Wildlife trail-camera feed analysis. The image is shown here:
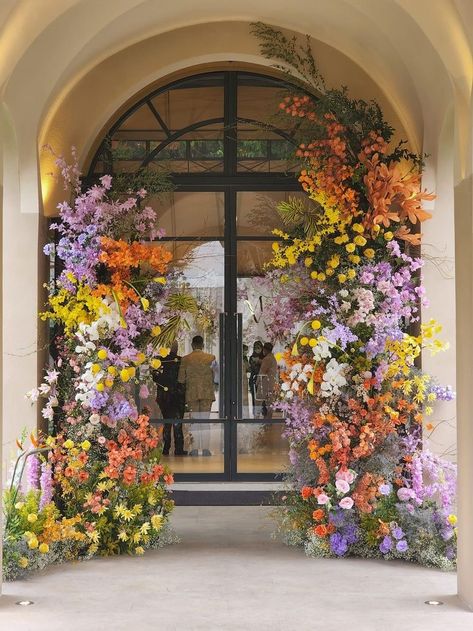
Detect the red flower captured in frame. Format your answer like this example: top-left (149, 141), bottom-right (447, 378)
top-left (301, 486), bottom-right (313, 500)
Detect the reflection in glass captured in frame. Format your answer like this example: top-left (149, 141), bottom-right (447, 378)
top-left (155, 423), bottom-right (224, 474)
top-left (236, 423), bottom-right (289, 473)
top-left (149, 191), bottom-right (224, 238)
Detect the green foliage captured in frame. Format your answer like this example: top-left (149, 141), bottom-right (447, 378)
top-left (277, 197), bottom-right (323, 239)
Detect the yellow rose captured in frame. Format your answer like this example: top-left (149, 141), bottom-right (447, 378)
top-left (338, 273), bottom-right (347, 283)
top-left (120, 369), bottom-right (130, 382)
top-left (354, 235), bottom-right (367, 247)
top-left (364, 248), bottom-right (375, 259)
top-left (107, 366), bottom-right (117, 376)
top-left (96, 382), bottom-right (105, 392)
top-left (300, 337), bottom-right (309, 346)
top-left (91, 363), bottom-right (101, 375)
top-left (384, 231), bottom-right (394, 241)
top-left (349, 255), bottom-right (361, 265)
top-left (151, 326), bottom-right (162, 337)
top-left (135, 352), bottom-right (146, 365)
top-left (345, 243), bottom-right (356, 253)
top-left (325, 268), bottom-right (334, 276)
top-left (39, 543), bottom-right (50, 554)
top-left (97, 349), bottom-right (108, 360)
top-left (309, 338), bottom-right (317, 348)
top-left (81, 440), bottom-right (91, 452)
top-left (310, 271), bottom-right (318, 279)
top-left (347, 269), bottom-right (356, 279)
top-left (158, 347), bottom-right (170, 358)
top-left (127, 367), bottom-right (136, 378)
top-left (28, 538), bottom-right (39, 550)
top-left (151, 358), bottom-right (162, 370)
top-left (352, 223), bottom-right (364, 233)
top-left (334, 236), bottom-right (344, 245)
top-left (18, 557), bottom-right (29, 568)
top-left (317, 272), bottom-right (326, 281)
top-left (27, 513), bottom-right (38, 523)
top-left (104, 378), bottom-right (114, 388)
top-left (64, 439), bottom-right (74, 449)
top-left (311, 320), bottom-right (321, 330)
top-left (304, 257), bottom-right (313, 267)
top-left (372, 224), bottom-right (381, 234)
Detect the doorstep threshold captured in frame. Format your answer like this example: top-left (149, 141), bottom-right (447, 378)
top-left (171, 482), bottom-right (284, 506)
top-left (172, 482), bottom-right (284, 492)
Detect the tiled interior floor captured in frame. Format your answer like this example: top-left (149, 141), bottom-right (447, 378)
top-left (1, 506), bottom-right (471, 631)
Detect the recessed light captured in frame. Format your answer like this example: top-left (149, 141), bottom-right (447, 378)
top-left (425, 600), bottom-right (444, 606)
top-left (16, 600), bottom-right (34, 606)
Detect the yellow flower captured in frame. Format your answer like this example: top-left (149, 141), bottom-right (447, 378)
top-left (384, 231), bottom-right (394, 241)
top-left (97, 349), bottom-right (108, 360)
top-left (150, 358), bottom-right (162, 370)
top-left (120, 369), bottom-right (131, 382)
top-left (118, 530), bottom-right (128, 542)
top-left (159, 347), bottom-right (170, 358)
top-left (364, 248), bottom-right (375, 259)
top-left (140, 297), bottom-right (150, 311)
top-left (325, 268), bottom-right (334, 276)
top-left (134, 352), bottom-right (146, 365)
top-left (64, 439), bottom-right (74, 449)
top-left (300, 337), bottom-right (309, 346)
top-left (345, 243), bottom-right (356, 253)
top-left (372, 224), bottom-right (381, 234)
top-left (96, 382), bottom-right (105, 392)
top-left (310, 271), bottom-right (318, 279)
top-left (338, 274), bottom-right (347, 284)
top-left (154, 277), bottom-right (167, 285)
top-left (328, 255), bottom-right (340, 269)
top-left (304, 257), bottom-right (313, 267)
top-left (309, 338), bottom-right (317, 348)
top-left (448, 514), bottom-right (457, 526)
top-left (354, 235), bottom-right (367, 247)
top-left (91, 363), bottom-right (101, 375)
top-left (348, 255), bottom-right (361, 264)
top-left (18, 557), bottom-right (29, 568)
top-left (347, 269), bottom-right (356, 279)
top-left (39, 543), bottom-right (50, 554)
top-left (107, 366), bottom-right (117, 376)
top-left (127, 367), bottom-right (136, 378)
top-left (151, 514), bottom-right (163, 530)
top-left (272, 242), bottom-right (280, 252)
top-left (151, 326), bottom-right (161, 337)
top-left (105, 378), bottom-right (114, 388)
top-left (15, 502), bottom-right (25, 510)
top-left (135, 546), bottom-right (145, 555)
top-left (28, 537), bottom-right (39, 549)
top-left (311, 320), bottom-right (321, 330)
top-left (317, 272), bottom-right (326, 281)
top-left (352, 223), bottom-right (364, 233)
top-left (81, 440), bottom-right (91, 452)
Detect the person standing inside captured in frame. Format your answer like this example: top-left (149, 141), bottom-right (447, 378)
top-left (249, 340), bottom-right (264, 417)
top-left (153, 340), bottom-right (187, 456)
top-left (178, 335), bottom-right (216, 456)
top-left (257, 342), bottom-right (279, 419)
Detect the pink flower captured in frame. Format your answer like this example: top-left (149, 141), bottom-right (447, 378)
top-left (339, 497), bottom-right (354, 510)
top-left (139, 384), bottom-right (150, 399)
top-left (336, 479), bottom-right (350, 494)
top-left (336, 468), bottom-right (355, 484)
top-left (98, 436), bottom-right (106, 445)
top-left (397, 487), bottom-right (415, 502)
top-left (317, 493), bottom-right (330, 505)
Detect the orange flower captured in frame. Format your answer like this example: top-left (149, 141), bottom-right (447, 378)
top-left (301, 486), bottom-right (313, 500)
top-left (123, 465), bottom-right (137, 486)
top-left (314, 524), bottom-right (328, 537)
top-left (312, 509), bottom-right (325, 521)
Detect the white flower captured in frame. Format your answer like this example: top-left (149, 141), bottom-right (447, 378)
top-left (38, 383), bottom-right (51, 395)
top-left (26, 388), bottom-right (40, 403)
top-left (41, 406), bottom-right (54, 421)
top-left (89, 413), bottom-right (101, 426)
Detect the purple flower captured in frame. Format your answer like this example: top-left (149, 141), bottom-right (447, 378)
top-left (379, 536), bottom-right (392, 554)
top-left (329, 532), bottom-right (349, 556)
top-left (379, 483), bottom-right (392, 495)
top-left (39, 462), bottom-right (54, 510)
top-left (396, 540), bottom-right (409, 553)
top-left (397, 487), bottom-right (415, 502)
top-left (27, 454), bottom-right (40, 490)
top-left (391, 526), bottom-right (404, 540)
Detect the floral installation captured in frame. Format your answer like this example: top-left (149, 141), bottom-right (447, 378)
top-left (252, 23), bottom-right (457, 569)
top-left (2, 151), bottom-right (182, 580)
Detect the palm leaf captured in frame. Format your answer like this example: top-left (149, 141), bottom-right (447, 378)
top-left (277, 197), bottom-right (321, 238)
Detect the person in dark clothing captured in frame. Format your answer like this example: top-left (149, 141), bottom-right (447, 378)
top-left (249, 340), bottom-right (264, 416)
top-left (153, 341), bottom-right (187, 456)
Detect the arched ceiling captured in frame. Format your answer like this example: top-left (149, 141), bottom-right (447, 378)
top-left (0, 0), bottom-right (472, 198)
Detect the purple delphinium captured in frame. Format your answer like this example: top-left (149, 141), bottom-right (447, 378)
top-left (391, 526), bottom-right (404, 540)
top-left (329, 532), bottom-right (349, 556)
top-left (27, 454), bottom-right (41, 490)
top-left (396, 540), bottom-right (409, 553)
top-left (39, 462), bottom-right (54, 510)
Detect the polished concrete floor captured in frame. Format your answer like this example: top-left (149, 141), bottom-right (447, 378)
top-left (1, 506), bottom-right (471, 631)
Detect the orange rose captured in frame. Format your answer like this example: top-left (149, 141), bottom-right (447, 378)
top-left (301, 486), bottom-right (313, 500)
top-left (312, 509), bottom-right (325, 521)
top-left (314, 524), bottom-right (328, 537)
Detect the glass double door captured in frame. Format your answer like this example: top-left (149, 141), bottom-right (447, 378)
top-left (145, 187), bottom-right (298, 480)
